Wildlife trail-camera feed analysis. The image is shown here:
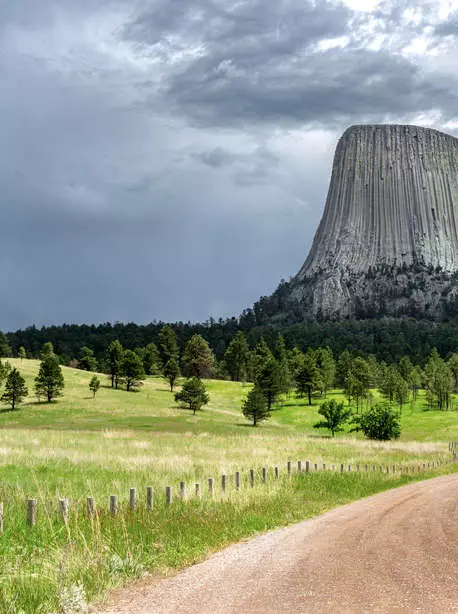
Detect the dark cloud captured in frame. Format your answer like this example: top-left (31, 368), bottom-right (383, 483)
top-left (0, 0), bottom-right (457, 331)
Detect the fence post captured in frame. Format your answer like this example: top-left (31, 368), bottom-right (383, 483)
top-left (323, 463), bottom-right (326, 471)
top-left (287, 461), bottom-right (292, 476)
top-left (208, 478), bottom-right (214, 498)
top-left (305, 461), bottom-right (310, 473)
top-left (262, 468), bottom-right (267, 484)
top-left (331, 464), bottom-right (335, 471)
top-left (59, 498), bottom-right (69, 524)
top-left (27, 499), bottom-right (37, 527)
top-left (195, 483), bottom-right (200, 498)
top-left (356, 464), bottom-right (360, 472)
top-left (146, 487), bottom-right (154, 510)
top-left (275, 467), bottom-right (279, 480)
top-left (110, 495), bottom-right (118, 516)
top-left (221, 475), bottom-right (227, 493)
top-left (180, 482), bottom-right (186, 501)
top-left (166, 486), bottom-right (172, 506)
top-left (365, 465), bottom-right (368, 472)
top-left (314, 463), bottom-right (318, 472)
top-left (130, 488), bottom-right (137, 511)
top-left (297, 461), bottom-right (302, 473)
top-left (348, 465), bottom-right (352, 472)
top-left (340, 464), bottom-right (345, 473)
top-left (87, 497), bottom-right (95, 518)
top-left (250, 469), bottom-right (255, 488)
top-left (235, 472), bottom-right (240, 490)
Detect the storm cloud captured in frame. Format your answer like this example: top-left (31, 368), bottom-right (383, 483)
top-left (1, 0), bottom-right (457, 330)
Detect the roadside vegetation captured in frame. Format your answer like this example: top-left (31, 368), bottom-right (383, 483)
top-left (0, 330), bottom-right (457, 613)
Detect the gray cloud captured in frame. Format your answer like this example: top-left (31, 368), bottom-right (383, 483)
top-left (1, 0), bottom-right (458, 331)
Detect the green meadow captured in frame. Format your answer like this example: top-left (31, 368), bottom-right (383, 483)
top-left (0, 359), bottom-right (457, 613)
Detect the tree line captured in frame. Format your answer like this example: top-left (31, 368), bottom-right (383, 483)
top-left (3, 316), bottom-right (458, 367)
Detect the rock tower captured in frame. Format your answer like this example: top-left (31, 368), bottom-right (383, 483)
top-left (287, 125), bottom-right (458, 320)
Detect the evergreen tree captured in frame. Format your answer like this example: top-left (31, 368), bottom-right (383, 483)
top-left (424, 349), bottom-right (453, 410)
top-left (89, 375), bottom-right (101, 398)
top-left (337, 350), bottom-right (353, 387)
top-left (0, 360), bottom-right (11, 388)
top-left (448, 353), bottom-right (458, 391)
top-left (182, 334), bottom-right (215, 378)
top-left (143, 343), bottom-right (160, 375)
top-left (399, 356), bottom-right (413, 381)
top-left (107, 340), bottom-right (124, 389)
top-left (0, 332), bottom-right (11, 358)
top-left (18, 347), bottom-right (27, 362)
top-left (242, 386), bottom-right (270, 426)
top-left (1, 368), bottom-right (28, 409)
top-left (408, 366), bottom-right (422, 401)
top-left (380, 365), bottom-right (399, 402)
top-left (158, 325), bottom-right (179, 368)
top-left (35, 356), bottom-right (64, 402)
top-left (163, 357), bottom-right (181, 392)
top-left (251, 337), bottom-right (273, 378)
top-left (315, 347), bottom-right (336, 396)
top-left (122, 350), bottom-right (145, 392)
top-left (78, 346), bottom-right (98, 372)
top-left (175, 377), bottom-right (209, 414)
top-left (40, 342), bottom-right (54, 359)
top-left (275, 335), bottom-right (291, 395)
top-left (255, 356), bottom-right (282, 412)
top-left (394, 374), bottom-right (410, 412)
top-left (344, 357), bottom-right (370, 410)
top-left (296, 350), bottom-right (321, 406)
top-left (224, 331), bottom-right (250, 381)
top-left (314, 399), bottom-right (352, 437)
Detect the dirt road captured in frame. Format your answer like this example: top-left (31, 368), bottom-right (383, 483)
top-left (96, 474), bottom-right (458, 613)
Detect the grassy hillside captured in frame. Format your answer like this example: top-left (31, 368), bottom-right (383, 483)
top-left (0, 359), bottom-right (457, 614)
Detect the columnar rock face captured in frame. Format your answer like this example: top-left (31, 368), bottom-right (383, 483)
top-left (288, 125), bottom-right (458, 320)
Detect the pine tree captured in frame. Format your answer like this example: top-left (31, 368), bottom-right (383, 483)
top-left (0, 360), bottom-right (11, 388)
top-left (1, 368), bottom-right (28, 409)
top-left (182, 334), bottom-right (215, 378)
top-left (89, 375), bottom-right (101, 398)
top-left (40, 342), bottom-right (54, 359)
top-left (79, 346), bottom-right (98, 372)
top-left (122, 350), bottom-right (145, 392)
top-left (35, 356), bottom-right (64, 402)
top-left (107, 340), bottom-right (124, 389)
top-left (315, 347), bottom-right (336, 397)
top-left (255, 356), bottom-right (282, 412)
top-left (158, 325), bottom-right (179, 368)
top-left (224, 332), bottom-right (250, 381)
top-left (242, 386), bottom-right (270, 426)
top-left (296, 350), bottom-right (321, 406)
top-left (0, 332), bottom-right (11, 358)
top-left (175, 377), bottom-right (209, 414)
top-left (274, 335), bottom-right (291, 395)
top-left (18, 347), bottom-right (27, 362)
top-left (143, 343), bottom-right (160, 375)
top-left (163, 357), bottom-right (181, 392)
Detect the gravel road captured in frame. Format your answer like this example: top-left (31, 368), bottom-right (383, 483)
top-left (96, 473), bottom-right (458, 614)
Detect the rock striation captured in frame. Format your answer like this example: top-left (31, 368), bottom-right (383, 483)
top-left (287, 124), bottom-right (458, 320)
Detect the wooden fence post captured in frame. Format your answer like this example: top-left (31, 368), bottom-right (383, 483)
top-left (323, 463), bottom-right (326, 471)
top-left (275, 467), bottom-right (279, 480)
top-left (59, 498), bottom-right (69, 524)
top-left (110, 495), bottom-right (118, 516)
top-left (314, 463), bottom-right (318, 472)
top-left (262, 468), bottom-right (267, 484)
top-left (297, 461), bottom-right (302, 473)
top-left (130, 488), bottom-right (137, 511)
top-left (166, 486), bottom-right (172, 506)
top-left (180, 482), bottom-right (186, 501)
top-left (305, 461), bottom-right (310, 473)
top-left (146, 487), bottom-right (154, 510)
top-left (287, 461), bottom-right (292, 476)
top-left (87, 497), bottom-right (95, 518)
top-left (195, 483), bottom-right (200, 498)
top-left (340, 464), bottom-right (345, 473)
top-left (250, 469), bottom-right (255, 488)
top-left (221, 475), bottom-right (227, 493)
top-left (208, 478), bottom-right (214, 498)
top-left (27, 499), bottom-right (37, 527)
top-left (235, 472), bottom-right (240, 490)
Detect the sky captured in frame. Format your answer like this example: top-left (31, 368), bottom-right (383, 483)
top-left (1, 0), bottom-right (458, 331)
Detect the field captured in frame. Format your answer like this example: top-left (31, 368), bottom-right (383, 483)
top-left (0, 359), bottom-right (457, 614)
